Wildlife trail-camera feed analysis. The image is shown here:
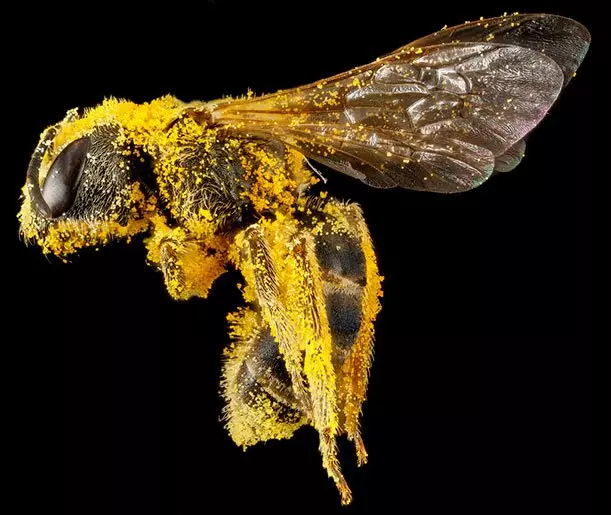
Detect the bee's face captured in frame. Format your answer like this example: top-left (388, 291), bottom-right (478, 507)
top-left (19, 108), bottom-right (155, 257)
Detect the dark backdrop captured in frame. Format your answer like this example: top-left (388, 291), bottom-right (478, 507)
top-left (7, 2), bottom-right (594, 514)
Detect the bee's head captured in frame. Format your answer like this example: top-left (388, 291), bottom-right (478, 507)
top-left (19, 98), bottom-right (181, 257)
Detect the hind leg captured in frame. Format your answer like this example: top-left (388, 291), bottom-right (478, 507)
top-left (309, 200), bottom-right (382, 466)
top-left (227, 207), bottom-right (382, 504)
top-left (233, 219), bottom-right (351, 503)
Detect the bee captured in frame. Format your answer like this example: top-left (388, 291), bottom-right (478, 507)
top-left (19, 13), bottom-right (589, 505)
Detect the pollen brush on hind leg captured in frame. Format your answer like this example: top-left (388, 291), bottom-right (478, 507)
top-left (224, 197), bottom-right (382, 504)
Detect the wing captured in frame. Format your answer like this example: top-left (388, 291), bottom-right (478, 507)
top-left (209, 14), bottom-right (590, 193)
top-left (407, 13), bottom-right (590, 86)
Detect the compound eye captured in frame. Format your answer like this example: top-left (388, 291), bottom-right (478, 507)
top-left (41, 137), bottom-right (90, 218)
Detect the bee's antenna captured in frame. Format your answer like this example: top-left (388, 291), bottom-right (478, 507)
top-left (305, 157), bottom-right (327, 184)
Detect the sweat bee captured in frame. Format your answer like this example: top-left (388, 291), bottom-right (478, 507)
top-left (19, 13), bottom-right (589, 505)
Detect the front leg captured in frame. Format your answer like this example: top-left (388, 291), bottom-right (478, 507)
top-left (145, 216), bottom-right (229, 300)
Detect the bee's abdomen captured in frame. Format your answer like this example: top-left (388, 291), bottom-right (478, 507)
top-left (235, 357), bottom-right (300, 424)
top-left (315, 229), bottom-right (366, 286)
top-left (222, 316), bottom-right (305, 447)
top-left (240, 327), bottom-right (298, 409)
top-left (223, 198), bottom-right (381, 448)
top-left (308, 199), bottom-right (381, 440)
top-left (311, 204), bottom-right (370, 367)
top-left (324, 287), bottom-right (363, 365)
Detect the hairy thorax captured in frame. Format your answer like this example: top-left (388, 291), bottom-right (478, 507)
top-left (140, 100), bottom-right (318, 300)
top-left (151, 110), bottom-right (316, 234)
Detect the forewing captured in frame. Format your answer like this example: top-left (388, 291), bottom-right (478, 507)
top-left (406, 13), bottom-right (590, 85)
top-left (210, 14), bottom-right (588, 192)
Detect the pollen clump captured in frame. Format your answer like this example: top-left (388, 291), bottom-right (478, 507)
top-left (238, 146), bottom-right (314, 214)
top-left (145, 214), bottom-right (229, 300)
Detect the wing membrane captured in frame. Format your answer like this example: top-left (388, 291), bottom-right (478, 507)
top-left (209, 14), bottom-right (590, 192)
top-left (406, 13), bottom-right (590, 85)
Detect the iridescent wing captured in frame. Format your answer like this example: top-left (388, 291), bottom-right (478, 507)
top-left (209, 14), bottom-right (590, 193)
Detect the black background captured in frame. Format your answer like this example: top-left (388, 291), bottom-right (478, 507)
top-left (7, 2), bottom-right (595, 514)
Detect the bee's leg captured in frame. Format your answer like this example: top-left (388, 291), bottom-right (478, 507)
top-left (338, 205), bottom-right (381, 465)
top-left (235, 224), bottom-right (312, 414)
top-left (222, 307), bottom-right (305, 447)
top-left (288, 234), bottom-right (352, 505)
top-left (342, 208), bottom-right (382, 465)
top-left (234, 221), bottom-right (352, 504)
top-left (145, 218), bottom-right (229, 300)
top-left (312, 201), bottom-right (382, 467)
